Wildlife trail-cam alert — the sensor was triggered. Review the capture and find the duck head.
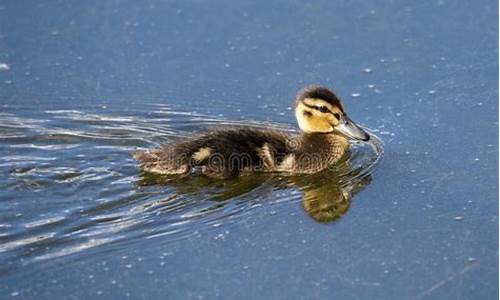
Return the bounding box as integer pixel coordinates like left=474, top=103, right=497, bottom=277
left=294, top=85, right=370, bottom=141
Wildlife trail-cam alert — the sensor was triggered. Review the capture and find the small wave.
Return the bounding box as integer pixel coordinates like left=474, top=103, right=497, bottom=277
left=0, top=105, right=382, bottom=276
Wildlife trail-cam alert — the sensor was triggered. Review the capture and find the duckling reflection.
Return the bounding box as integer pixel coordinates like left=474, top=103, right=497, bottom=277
left=138, top=158, right=372, bottom=223
left=290, top=169, right=372, bottom=223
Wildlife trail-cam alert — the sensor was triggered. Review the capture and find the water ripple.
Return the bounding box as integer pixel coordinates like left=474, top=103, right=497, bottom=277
left=0, top=104, right=382, bottom=276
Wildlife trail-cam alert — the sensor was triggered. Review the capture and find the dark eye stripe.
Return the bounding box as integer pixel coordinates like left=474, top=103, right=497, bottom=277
left=318, top=106, right=328, bottom=113
left=303, top=103, right=330, bottom=112
left=303, top=102, right=341, bottom=117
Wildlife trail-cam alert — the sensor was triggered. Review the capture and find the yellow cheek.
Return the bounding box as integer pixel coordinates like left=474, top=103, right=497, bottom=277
left=309, top=115, right=333, bottom=132
left=325, top=115, right=339, bottom=126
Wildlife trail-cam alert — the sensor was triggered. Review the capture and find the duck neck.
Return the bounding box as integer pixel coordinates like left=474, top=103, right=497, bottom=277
left=298, top=132, right=349, bottom=161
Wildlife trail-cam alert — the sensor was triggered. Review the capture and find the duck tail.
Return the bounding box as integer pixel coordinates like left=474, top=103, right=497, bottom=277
left=133, top=150, right=159, bottom=163
left=134, top=148, right=190, bottom=175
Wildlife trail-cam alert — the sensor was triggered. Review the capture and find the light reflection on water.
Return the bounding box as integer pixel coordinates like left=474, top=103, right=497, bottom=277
left=0, top=104, right=382, bottom=275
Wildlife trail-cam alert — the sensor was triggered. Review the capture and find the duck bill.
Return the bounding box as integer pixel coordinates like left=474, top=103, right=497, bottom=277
left=335, top=115, right=370, bottom=141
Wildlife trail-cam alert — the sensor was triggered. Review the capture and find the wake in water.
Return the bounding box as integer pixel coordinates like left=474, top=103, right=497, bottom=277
left=0, top=104, right=383, bottom=277
left=138, top=132, right=383, bottom=222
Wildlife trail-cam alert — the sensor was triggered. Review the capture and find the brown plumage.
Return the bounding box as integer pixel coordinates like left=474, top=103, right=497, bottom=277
left=134, top=85, right=370, bottom=179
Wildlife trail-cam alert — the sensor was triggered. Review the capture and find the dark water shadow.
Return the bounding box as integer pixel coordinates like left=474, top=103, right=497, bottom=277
left=138, top=148, right=376, bottom=224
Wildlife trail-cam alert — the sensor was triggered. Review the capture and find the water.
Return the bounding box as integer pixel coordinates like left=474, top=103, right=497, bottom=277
left=0, top=0, right=498, bottom=299
left=0, top=103, right=382, bottom=269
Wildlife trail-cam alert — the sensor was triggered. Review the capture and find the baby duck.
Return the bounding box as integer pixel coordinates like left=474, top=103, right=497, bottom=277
left=135, top=85, right=370, bottom=179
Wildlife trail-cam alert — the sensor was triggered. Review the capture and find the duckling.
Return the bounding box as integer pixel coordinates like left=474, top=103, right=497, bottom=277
left=134, top=85, right=370, bottom=179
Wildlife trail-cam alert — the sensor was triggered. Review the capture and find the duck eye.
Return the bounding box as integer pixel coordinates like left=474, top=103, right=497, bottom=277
left=318, top=106, right=328, bottom=113
left=333, top=113, right=341, bottom=120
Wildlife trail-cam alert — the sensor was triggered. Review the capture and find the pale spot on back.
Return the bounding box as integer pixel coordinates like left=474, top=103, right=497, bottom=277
left=192, top=147, right=212, bottom=162
left=277, top=154, right=296, bottom=172
left=256, top=143, right=275, bottom=170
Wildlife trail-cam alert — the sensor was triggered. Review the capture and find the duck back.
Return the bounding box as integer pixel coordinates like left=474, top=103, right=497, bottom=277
left=135, top=127, right=293, bottom=178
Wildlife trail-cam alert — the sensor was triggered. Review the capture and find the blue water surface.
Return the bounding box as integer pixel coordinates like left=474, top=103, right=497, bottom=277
left=0, top=0, right=498, bottom=299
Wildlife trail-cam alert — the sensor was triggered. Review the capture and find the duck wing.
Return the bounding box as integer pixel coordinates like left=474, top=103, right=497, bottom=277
left=135, top=126, right=296, bottom=176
